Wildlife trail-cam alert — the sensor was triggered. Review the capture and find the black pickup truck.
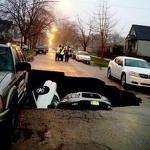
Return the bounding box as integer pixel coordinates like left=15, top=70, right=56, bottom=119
left=0, top=44, right=31, bottom=125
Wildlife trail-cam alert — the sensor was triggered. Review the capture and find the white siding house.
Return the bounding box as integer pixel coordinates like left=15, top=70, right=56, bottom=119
left=138, top=40, right=150, bottom=56
left=125, top=24, right=150, bottom=61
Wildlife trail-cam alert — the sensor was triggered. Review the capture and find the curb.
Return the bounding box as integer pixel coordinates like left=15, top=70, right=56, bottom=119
left=27, top=56, right=34, bottom=62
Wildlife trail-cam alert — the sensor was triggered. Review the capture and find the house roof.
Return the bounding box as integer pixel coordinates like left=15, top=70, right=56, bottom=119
left=131, top=24, right=150, bottom=41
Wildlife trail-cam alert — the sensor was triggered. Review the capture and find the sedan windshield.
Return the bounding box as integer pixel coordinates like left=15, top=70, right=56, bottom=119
left=125, top=59, right=150, bottom=68
left=82, top=93, right=101, bottom=99
left=79, top=51, right=89, bottom=56
left=0, top=47, right=13, bottom=71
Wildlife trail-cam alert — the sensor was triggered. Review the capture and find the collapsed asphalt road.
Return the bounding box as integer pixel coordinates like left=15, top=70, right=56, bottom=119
left=28, top=70, right=141, bottom=107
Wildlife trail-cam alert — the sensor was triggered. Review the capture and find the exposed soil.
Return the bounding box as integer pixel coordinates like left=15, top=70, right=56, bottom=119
left=11, top=109, right=113, bottom=150
left=11, top=106, right=150, bottom=150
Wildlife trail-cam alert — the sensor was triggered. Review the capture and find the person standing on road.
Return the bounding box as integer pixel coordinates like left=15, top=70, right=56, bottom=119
left=55, top=45, right=62, bottom=61
left=60, top=46, right=65, bottom=61
left=64, top=46, right=70, bottom=62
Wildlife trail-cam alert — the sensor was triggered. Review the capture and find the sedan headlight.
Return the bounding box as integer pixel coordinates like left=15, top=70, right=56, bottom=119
left=129, top=71, right=139, bottom=77
left=85, top=56, right=90, bottom=60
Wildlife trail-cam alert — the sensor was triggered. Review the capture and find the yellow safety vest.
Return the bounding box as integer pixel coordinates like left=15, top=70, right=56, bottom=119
left=56, top=47, right=61, bottom=54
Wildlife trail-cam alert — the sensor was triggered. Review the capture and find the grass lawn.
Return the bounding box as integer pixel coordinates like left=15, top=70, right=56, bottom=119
left=91, top=56, right=109, bottom=67
left=23, top=49, right=34, bottom=58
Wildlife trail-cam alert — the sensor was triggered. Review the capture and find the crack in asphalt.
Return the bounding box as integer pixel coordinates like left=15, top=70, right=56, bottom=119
left=54, top=142, right=113, bottom=150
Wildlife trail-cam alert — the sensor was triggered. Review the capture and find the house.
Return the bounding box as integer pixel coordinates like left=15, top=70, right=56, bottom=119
left=0, top=19, right=13, bottom=43
left=125, top=24, right=150, bottom=61
left=0, top=19, right=21, bottom=44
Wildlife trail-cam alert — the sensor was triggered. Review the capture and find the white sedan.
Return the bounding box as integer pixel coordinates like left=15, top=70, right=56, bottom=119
left=32, top=80, right=60, bottom=109
left=107, top=56, right=150, bottom=87
left=75, top=51, right=91, bottom=64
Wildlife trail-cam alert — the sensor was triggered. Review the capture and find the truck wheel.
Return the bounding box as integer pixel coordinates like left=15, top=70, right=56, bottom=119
left=7, top=108, right=18, bottom=130
left=8, top=95, right=19, bottom=129
left=10, top=112, right=18, bottom=129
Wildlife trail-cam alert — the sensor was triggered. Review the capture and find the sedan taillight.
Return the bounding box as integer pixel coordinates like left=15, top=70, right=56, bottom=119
left=0, top=96, right=4, bottom=110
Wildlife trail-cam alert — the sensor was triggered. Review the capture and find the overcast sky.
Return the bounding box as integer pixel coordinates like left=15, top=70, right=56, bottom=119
left=55, top=0, right=150, bottom=37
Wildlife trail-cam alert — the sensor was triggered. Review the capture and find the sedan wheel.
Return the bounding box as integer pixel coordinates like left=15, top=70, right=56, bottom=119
left=121, top=74, right=126, bottom=87
left=107, top=68, right=112, bottom=79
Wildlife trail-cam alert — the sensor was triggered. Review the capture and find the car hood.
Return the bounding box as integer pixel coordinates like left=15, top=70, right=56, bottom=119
left=78, top=55, right=90, bottom=58
left=0, top=72, right=10, bottom=84
left=0, top=71, right=14, bottom=94
left=125, top=67, right=150, bottom=74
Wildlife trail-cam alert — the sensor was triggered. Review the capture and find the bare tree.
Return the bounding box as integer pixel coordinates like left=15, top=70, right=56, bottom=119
left=111, top=32, right=124, bottom=46
left=0, top=0, right=55, bottom=48
left=77, top=17, right=93, bottom=51
left=0, top=19, right=13, bottom=43
left=95, top=0, right=116, bottom=58
left=54, top=20, right=79, bottom=47
left=28, top=7, right=55, bottom=48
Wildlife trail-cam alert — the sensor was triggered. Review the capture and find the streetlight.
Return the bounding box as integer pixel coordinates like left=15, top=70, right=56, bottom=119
left=48, top=25, right=58, bottom=48
left=52, top=26, right=58, bottom=32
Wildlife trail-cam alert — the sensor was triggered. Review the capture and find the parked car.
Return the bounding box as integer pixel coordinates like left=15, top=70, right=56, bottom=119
left=75, top=51, right=91, bottom=64
left=35, top=45, right=48, bottom=54
left=107, top=56, right=150, bottom=87
left=71, top=50, right=78, bottom=59
left=32, top=80, right=60, bottom=109
left=0, top=44, right=31, bottom=125
left=57, top=92, right=111, bottom=110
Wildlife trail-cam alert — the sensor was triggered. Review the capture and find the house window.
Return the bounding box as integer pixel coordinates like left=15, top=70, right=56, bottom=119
left=130, top=28, right=136, bottom=36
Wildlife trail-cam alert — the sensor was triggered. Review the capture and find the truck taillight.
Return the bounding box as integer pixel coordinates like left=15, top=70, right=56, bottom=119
left=0, top=96, right=4, bottom=110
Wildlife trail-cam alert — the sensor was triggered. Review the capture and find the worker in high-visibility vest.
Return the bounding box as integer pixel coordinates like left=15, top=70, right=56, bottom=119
left=60, top=46, right=65, bottom=61
left=55, top=45, right=62, bottom=61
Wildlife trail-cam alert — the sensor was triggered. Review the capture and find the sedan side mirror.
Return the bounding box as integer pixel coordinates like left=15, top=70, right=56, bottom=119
left=16, top=62, right=31, bottom=71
